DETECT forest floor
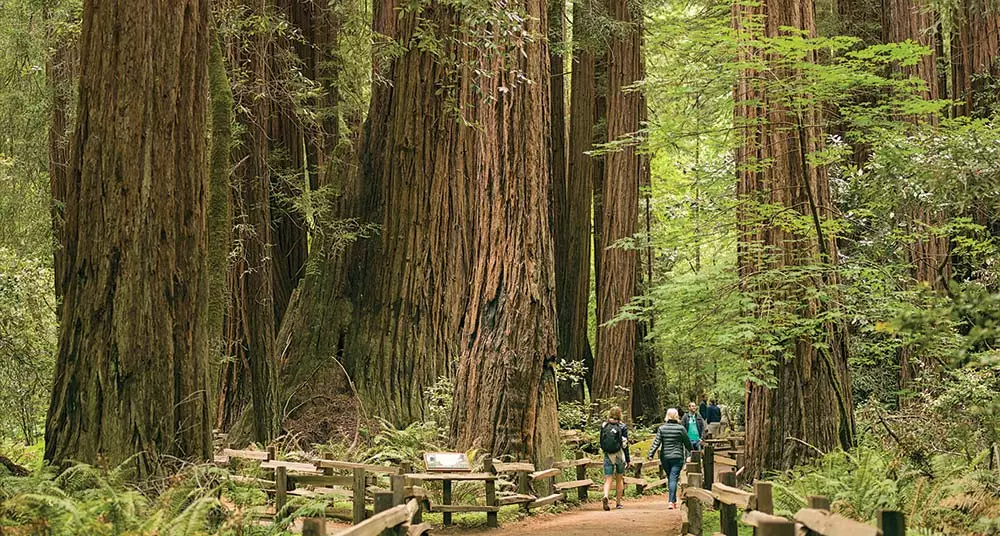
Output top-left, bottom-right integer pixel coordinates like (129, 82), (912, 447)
(439, 494), (683, 535)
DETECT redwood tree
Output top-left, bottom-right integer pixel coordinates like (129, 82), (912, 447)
(559, 0), (600, 402)
(217, 0), (278, 443)
(593, 0), (644, 411)
(45, 0), (212, 471)
(451, 0), (560, 463)
(734, 0), (854, 478)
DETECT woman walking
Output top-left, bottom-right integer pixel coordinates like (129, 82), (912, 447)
(647, 408), (693, 509)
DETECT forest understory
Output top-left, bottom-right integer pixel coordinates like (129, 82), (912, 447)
(1, 0), (1000, 533)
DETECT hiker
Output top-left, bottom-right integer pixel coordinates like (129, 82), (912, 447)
(718, 402), (730, 434)
(698, 398), (708, 420)
(706, 399), (722, 437)
(647, 408), (693, 509)
(681, 401), (706, 451)
(599, 405), (631, 511)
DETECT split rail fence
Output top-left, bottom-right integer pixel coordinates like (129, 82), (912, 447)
(677, 455), (908, 536)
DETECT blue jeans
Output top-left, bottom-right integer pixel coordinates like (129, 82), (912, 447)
(662, 457), (684, 503)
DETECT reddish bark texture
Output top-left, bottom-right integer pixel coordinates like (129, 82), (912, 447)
(559, 0), (599, 403)
(45, 0), (212, 471)
(593, 0), (644, 412)
(734, 0), (854, 478)
(451, 0), (560, 461)
(951, 2), (1000, 117)
(47, 28), (77, 307)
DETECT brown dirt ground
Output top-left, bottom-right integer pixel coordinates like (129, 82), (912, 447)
(438, 495), (684, 536)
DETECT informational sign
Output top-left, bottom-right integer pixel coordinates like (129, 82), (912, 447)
(423, 452), (471, 472)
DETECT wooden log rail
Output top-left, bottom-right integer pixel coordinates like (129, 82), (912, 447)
(678, 465), (908, 536)
(215, 447), (406, 526)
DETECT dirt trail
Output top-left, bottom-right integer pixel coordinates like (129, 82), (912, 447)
(442, 495), (683, 536)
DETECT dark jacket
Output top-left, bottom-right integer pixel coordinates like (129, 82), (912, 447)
(699, 401), (708, 419)
(707, 404), (722, 424)
(647, 421), (694, 461)
(681, 412), (706, 439)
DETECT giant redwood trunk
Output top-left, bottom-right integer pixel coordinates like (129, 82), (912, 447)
(339, 0), (476, 426)
(559, 0), (600, 403)
(277, 0), (474, 429)
(593, 0), (643, 412)
(218, 2), (278, 443)
(451, 0), (560, 463)
(734, 0), (854, 478)
(45, 0), (212, 472)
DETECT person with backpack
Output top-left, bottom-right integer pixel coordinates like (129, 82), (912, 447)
(599, 406), (631, 511)
(647, 408), (693, 509)
(682, 401), (706, 450)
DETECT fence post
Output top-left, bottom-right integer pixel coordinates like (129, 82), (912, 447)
(703, 445), (714, 490)
(758, 518), (795, 536)
(275, 466), (288, 519)
(807, 495), (831, 511)
(352, 467), (366, 524)
(576, 451), (589, 500)
(633, 461), (646, 495)
(442, 478), (453, 526)
(302, 518), (327, 536)
(267, 446), (276, 462)
(484, 456), (498, 528)
(517, 470), (531, 513)
(400, 462), (421, 523)
(754, 481), (773, 515)
(685, 493), (703, 536)
(719, 471), (738, 536)
(879, 510), (906, 536)
(374, 491), (396, 536)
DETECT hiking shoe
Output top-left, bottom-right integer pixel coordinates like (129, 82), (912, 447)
(668, 502), (675, 510)
(616, 503), (623, 510)
(602, 497), (610, 511)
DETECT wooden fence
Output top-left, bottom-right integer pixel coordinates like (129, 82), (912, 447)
(677, 458), (907, 536)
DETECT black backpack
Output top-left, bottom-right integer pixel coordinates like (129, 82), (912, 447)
(599, 421), (624, 453)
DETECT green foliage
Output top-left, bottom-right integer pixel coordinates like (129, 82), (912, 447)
(0, 249), (55, 445)
(0, 461), (309, 535)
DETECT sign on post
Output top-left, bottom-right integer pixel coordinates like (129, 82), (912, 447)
(423, 452), (471, 472)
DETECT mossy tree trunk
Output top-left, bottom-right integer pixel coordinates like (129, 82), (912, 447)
(45, 0), (212, 473)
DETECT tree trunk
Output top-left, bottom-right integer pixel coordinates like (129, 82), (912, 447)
(951, 3), (1000, 118)
(451, 0), (560, 461)
(734, 0), (854, 479)
(45, 0), (212, 472)
(632, 118), (660, 424)
(268, 0), (341, 329)
(560, 0), (599, 403)
(277, 0), (474, 430)
(46, 15), (77, 310)
(338, 0), (477, 426)
(593, 0), (643, 412)
(207, 27), (234, 427)
(883, 0), (949, 394)
(217, 0), (278, 443)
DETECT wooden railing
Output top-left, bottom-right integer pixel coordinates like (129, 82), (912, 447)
(677, 458), (906, 536)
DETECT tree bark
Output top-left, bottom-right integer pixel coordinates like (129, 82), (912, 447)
(560, 0), (599, 403)
(951, 3), (1000, 118)
(218, 0), (279, 443)
(593, 0), (644, 412)
(46, 14), (77, 310)
(451, 0), (560, 461)
(268, 0), (342, 329)
(45, 0), (212, 472)
(734, 0), (854, 479)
